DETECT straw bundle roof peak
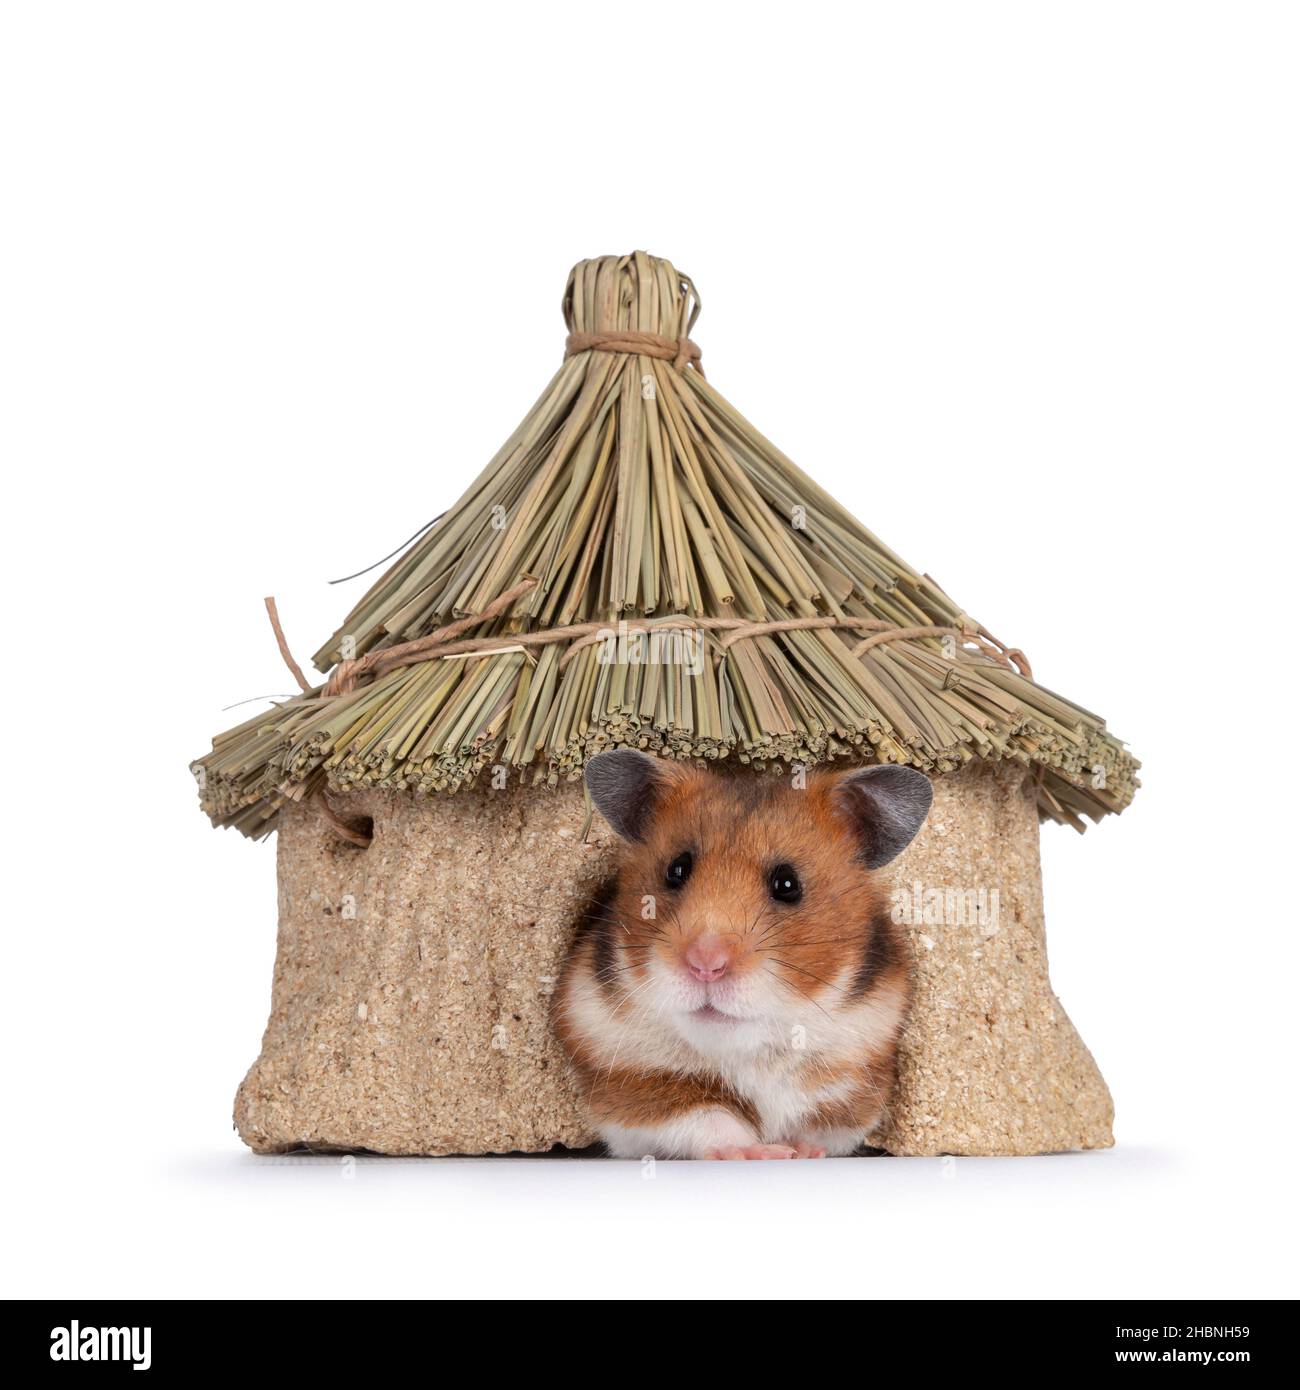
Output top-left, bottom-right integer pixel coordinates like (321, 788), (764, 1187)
(194, 251), (1138, 838)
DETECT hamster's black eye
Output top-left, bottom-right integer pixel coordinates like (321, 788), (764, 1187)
(770, 863), (802, 903)
(665, 852), (693, 889)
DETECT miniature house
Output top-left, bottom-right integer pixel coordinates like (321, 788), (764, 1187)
(194, 252), (1136, 1157)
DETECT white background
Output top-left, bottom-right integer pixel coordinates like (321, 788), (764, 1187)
(2, 1), (1296, 1300)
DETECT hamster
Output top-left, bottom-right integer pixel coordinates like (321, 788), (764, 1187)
(552, 750), (932, 1160)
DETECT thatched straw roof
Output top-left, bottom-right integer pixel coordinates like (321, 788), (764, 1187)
(194, 251), (1137, 838)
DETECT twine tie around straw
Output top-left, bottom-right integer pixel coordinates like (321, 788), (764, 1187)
(565, 330), (704, 376)
(261, 582), (1031, 848)
(266, 578), (1031, 703)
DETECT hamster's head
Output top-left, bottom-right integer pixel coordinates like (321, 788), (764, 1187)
(583, 750), (932, 1055)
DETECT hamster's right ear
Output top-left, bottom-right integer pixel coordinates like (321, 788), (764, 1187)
(832, 763), (933, 870)
(584, 749), (677, 842)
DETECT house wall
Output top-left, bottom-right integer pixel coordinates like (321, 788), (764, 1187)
(234, 760), (1113, 1157)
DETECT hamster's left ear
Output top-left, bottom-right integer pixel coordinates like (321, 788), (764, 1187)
(585, 748), (682, 842)
(832, 764), (933, 869)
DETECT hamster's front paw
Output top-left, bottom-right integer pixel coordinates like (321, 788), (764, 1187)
(706, 1139), (829, 1158)
(706, 1143), (806, 1160)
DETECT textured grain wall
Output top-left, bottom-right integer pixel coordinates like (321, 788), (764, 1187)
(234, 760), (1113, 1157)
(876, 761), (1114, 1155)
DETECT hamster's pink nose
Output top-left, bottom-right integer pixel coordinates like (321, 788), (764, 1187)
(685, 939), (729, 983)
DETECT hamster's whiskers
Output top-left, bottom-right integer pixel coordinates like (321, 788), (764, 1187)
(762, 965), (837, 1024)
(766, 956), (851, 999)
(759, 935), (866, 950)
(598, 982), (669, 1087)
